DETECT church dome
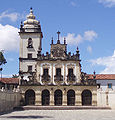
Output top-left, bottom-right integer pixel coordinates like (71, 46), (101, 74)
(23, 8), (40, 28)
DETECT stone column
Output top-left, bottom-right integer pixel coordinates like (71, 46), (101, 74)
(50, 88), (54, 105)
(75, 91), (82, 106)
(35, 90), (41, 105)
(92, 91), (97, 106)
(62, 88), (67, 106)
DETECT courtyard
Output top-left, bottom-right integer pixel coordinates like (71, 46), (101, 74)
(0, 110), (115, 120)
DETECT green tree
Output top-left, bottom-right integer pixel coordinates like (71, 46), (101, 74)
(12, 74), (19, 78)
(0, 52), (7, 71)
(0, 52), (7, 66)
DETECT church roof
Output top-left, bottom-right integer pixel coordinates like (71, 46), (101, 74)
(88, 74), (115, 80)
(0, 78), (19, 84)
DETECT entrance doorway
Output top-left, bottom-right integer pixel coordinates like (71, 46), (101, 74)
(42, 89), (50, 105)
(25, 89), (35, 105)
(54, 89), (62, 106)
(82, 90), (92, 106)
(67, 90), (75, 106)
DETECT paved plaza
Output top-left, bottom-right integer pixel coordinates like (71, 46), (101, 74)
(0, 110), (115, 120)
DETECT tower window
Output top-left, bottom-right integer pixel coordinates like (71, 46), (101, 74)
(56, 68), (61, 76)
(43, 68), (48, 76)
(28, 65), (32, 72)
(68, 68), (73, 76)
(28, 53), (32, 59)
(27, 38), (33, 48)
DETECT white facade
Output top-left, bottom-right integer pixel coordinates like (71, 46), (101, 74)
(97, 78), (115, 109)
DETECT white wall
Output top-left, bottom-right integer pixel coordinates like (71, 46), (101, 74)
(97, 79), (115, 109)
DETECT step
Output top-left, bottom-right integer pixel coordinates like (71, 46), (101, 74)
(14, 106), (111, 110)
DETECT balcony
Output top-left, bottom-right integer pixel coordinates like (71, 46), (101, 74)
(67, 74), (76, 84)
(41, 74), (51, 85)
(54, 75), (63, 85)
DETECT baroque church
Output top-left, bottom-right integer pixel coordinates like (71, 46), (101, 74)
(19, 8), (97, 106)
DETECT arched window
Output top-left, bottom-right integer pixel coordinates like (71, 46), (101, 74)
(27, 38), (33, 48)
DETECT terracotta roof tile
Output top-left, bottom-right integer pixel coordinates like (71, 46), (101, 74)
(0, 78), (19, 84)
(88, 74), (115, 80)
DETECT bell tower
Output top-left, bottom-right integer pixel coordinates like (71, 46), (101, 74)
(19, 8), (43, 79)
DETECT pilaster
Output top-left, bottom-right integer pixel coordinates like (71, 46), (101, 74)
(50, 88), (54, 105)
(35, 91), (41, 105)
(62, 89), (67, 106)
(75, 91), (82, 106)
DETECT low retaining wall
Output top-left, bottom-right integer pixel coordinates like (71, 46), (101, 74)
(0, 88), (21, 113)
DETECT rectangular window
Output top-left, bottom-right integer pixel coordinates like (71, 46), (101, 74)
(68, 68), (73, 75)
(28, 53), (32, 59)
(56, 68), (61, 76)
(108, 83), (112, 88)
(28, 65), (32, 72)
(43, 68), (48, 75)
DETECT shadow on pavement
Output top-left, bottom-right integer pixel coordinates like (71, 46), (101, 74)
(1, 115), (52, 119)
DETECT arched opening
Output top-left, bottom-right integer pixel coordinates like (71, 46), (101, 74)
(25, 89), (35, 105)
(28, 38), (33, 48)
(82, 89), (92, 106)
(54, 89), (62, 106)
(67, 90), (75, 106)
(42, 89), (50, 106)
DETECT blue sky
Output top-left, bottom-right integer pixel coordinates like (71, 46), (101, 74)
(0, 0), (115, 77)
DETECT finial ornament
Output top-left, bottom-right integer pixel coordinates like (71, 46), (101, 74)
(93, 70), (96, 79)
(51, 37), (53, 44)
(20, 21), (23, 28)
(57, 31), (60, 40)
(64, 37), (66, 44)
(57, 31), (60, 44)
(30, 7), (33, 14)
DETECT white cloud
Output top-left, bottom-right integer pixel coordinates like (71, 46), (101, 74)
(0, 11), (19, 22)
(70, 1), (76, 7)
(84, 31), (98, 41)
(2, 74), (12, 78)
(98, 0), (115, 7)
(61, 30), (97, 46)
(90, 50), (115, 74)
(87, 46), (92, 53)
(0, 24), (19, 51)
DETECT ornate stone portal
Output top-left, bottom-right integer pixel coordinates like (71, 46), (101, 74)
(19, 8), (97, 106)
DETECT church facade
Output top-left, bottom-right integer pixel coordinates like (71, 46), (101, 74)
(19, 8), (97, 106)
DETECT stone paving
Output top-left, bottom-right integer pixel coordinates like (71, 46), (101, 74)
(0, 110), (115, 120)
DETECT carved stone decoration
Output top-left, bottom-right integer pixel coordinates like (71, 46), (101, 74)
(50, 43), (67, 59)
(55, 63), (63, 68)
(81, 72), (96, 85)
(42, 63), (50, 68)
(67, 63), (75, 69)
